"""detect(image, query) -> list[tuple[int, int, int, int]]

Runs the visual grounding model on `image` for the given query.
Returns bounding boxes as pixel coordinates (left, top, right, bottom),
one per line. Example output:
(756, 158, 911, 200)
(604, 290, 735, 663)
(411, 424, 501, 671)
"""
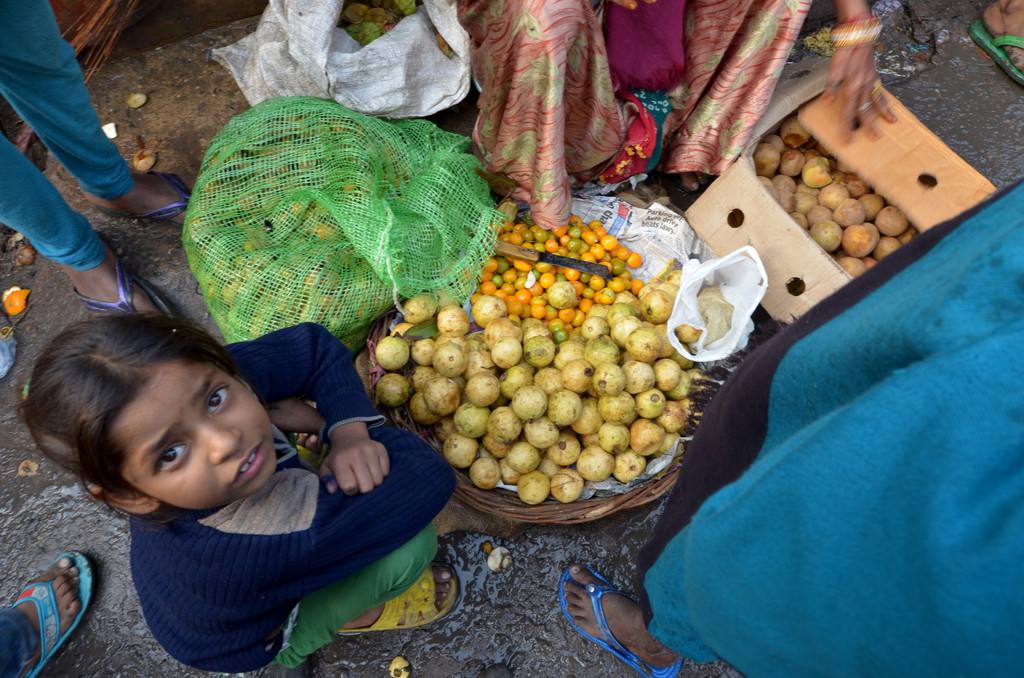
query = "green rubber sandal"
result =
(970, 20, 1024, 87)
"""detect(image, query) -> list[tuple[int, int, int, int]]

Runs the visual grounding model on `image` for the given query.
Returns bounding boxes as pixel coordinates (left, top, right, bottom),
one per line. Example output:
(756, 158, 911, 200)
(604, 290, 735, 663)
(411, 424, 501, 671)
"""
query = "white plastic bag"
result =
(212, 0, 471, 118)
(666, 246, 768, 363)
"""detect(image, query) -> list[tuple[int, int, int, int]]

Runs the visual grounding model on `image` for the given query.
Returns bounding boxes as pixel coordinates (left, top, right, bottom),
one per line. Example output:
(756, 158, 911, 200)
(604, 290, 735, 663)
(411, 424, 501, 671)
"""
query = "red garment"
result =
(604, 0, 687, 92)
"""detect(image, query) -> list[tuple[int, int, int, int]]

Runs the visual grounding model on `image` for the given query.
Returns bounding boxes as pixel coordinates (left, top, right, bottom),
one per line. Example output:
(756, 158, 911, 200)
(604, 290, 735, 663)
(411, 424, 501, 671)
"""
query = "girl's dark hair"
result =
(21, 314, 238, 507)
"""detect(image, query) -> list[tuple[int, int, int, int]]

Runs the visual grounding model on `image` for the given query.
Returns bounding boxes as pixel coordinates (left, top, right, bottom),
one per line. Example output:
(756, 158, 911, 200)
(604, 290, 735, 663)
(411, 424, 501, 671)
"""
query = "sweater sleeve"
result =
(226, 323, 384, 436)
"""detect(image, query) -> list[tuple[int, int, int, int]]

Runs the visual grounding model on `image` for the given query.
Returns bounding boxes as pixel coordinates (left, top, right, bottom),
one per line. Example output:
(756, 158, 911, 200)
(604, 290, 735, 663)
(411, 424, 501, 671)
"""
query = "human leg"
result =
(2, 556, 87, 678)
(0, 0, 188, 220)
(273, 525, 450, 668)
(561, 565, 680, 673)
(457, 0, 621, 229)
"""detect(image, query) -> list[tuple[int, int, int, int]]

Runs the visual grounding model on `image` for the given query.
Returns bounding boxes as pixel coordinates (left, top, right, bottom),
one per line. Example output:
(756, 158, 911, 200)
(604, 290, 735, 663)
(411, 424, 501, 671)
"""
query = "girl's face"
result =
(110, 361, 277, 512)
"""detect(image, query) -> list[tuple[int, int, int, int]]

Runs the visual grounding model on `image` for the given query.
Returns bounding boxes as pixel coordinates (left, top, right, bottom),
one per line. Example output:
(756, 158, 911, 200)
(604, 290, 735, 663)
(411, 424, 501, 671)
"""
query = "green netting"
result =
(183, 96, 500, 348)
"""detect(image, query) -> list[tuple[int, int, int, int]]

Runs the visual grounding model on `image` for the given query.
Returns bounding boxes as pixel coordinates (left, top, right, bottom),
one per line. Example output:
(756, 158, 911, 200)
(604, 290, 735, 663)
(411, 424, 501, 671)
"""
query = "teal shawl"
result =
(640, 182, 1024, 676)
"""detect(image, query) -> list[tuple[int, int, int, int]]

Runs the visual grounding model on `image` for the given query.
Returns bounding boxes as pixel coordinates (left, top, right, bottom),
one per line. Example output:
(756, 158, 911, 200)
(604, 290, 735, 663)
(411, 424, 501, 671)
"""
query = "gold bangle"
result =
(830, 17, 882, 48)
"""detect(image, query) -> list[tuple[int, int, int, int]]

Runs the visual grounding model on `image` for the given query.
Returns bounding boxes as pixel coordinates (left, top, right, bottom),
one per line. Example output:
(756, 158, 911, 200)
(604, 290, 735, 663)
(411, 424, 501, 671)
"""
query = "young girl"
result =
(21, 314, 458, 673)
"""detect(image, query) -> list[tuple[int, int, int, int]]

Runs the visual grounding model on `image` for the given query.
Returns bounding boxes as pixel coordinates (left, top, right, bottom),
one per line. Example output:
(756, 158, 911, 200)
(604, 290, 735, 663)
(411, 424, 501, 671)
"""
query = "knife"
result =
(493, 240, 611, 279)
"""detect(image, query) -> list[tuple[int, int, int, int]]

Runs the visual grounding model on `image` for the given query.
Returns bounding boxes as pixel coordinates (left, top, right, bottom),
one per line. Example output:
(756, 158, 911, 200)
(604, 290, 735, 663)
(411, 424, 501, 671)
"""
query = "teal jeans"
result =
(0, 0, 133, 271)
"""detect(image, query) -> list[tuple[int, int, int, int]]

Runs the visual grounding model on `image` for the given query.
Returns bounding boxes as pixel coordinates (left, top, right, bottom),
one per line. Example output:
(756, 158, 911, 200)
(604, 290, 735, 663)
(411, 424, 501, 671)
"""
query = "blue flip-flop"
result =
(11, 552, 94, 678)
(559, 566, 683, 678)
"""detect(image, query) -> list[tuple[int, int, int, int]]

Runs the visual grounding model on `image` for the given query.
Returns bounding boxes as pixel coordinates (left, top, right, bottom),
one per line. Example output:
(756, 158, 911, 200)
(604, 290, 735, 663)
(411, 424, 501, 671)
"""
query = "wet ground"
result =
(0, 1, 1020, 676)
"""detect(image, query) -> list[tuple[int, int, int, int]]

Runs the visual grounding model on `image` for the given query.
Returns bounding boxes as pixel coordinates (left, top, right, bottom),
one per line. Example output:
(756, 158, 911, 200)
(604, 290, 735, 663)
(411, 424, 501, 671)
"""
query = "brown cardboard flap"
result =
(685, 157, 850, 321)
(798, 92, 997, 231)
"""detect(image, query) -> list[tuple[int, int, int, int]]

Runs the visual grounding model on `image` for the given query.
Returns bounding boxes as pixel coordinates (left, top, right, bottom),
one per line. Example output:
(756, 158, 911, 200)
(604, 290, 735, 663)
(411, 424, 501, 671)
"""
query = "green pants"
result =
(274, 525, 437, 667)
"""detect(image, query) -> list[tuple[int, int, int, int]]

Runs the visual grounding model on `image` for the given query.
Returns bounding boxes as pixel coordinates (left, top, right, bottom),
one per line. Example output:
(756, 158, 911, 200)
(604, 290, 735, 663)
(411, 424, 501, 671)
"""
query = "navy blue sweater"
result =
(129, 323, 454, 672)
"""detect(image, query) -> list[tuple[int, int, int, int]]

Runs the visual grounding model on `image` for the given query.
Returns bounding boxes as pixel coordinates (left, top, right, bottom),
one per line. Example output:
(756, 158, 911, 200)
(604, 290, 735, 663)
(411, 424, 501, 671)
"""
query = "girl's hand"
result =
(267, 398, 324, 434)
(321, 422, 390, 495)
(823, 43, 896, 141)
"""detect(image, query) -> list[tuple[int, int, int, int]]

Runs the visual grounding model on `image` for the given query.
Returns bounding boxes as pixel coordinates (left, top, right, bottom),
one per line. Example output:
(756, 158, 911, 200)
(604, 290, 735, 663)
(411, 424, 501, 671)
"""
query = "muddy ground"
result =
(0, 0, 1020, 676)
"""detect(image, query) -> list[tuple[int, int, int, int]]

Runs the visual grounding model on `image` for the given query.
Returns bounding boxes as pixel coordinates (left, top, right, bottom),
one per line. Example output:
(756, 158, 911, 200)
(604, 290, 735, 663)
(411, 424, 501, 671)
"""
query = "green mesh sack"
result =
(183, 96, 500, 348)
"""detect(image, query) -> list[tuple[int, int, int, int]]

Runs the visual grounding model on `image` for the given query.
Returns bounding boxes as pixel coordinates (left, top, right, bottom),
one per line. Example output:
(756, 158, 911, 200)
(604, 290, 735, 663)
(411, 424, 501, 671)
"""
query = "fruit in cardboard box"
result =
(779, 149, 806, 176)
(875, 206, 909, 236)
(819, 184, 850, 210)
(801, 156, 833, 188)
(859, 194, 885, 220)
(833, 198, 866, 227)
(790, 212, 809, 229)
(806, 205, 833, 227)
(754, 143, 781, 177)
(873, 236, 901, 261)
(837, 256, 867, 277)
(780, 116, 811, 148)
(841, 223, 880, 258)
(810, 220, 843, 252)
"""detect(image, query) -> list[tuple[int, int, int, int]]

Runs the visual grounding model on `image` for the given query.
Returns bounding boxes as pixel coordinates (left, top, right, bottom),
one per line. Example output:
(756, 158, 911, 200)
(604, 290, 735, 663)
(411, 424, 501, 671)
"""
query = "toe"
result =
(568, 564, 600, 587)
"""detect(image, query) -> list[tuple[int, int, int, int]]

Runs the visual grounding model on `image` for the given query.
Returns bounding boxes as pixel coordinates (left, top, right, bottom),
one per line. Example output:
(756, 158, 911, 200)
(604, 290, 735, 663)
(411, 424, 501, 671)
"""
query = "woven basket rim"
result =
(365, 309, 689, 524)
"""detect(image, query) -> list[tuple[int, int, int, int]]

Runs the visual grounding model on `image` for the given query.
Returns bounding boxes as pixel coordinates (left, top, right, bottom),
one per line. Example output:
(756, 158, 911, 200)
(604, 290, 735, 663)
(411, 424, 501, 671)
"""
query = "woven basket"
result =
(366, 310, 706, 525)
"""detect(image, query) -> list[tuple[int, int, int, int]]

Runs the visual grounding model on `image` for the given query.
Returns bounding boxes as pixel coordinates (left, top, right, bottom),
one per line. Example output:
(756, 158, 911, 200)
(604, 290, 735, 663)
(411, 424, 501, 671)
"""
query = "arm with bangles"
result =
(608, 0, 895, 135)
(826, 0, 898, 137)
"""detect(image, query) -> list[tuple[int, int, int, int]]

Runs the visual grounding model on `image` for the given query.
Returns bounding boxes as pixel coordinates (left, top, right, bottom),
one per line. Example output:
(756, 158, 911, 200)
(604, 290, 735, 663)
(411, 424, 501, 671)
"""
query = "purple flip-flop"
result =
(94, 171, 191, 222)
(75, 258, 174, 315)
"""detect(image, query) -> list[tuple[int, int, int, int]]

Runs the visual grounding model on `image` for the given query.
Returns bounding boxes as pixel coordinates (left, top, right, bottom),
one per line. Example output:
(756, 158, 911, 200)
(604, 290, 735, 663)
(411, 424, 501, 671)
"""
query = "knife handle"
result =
(494, 240, 541, 263)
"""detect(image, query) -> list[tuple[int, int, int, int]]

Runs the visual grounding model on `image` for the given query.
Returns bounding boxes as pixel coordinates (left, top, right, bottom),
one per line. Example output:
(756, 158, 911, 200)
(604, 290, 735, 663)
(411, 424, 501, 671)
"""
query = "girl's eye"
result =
(207, 386, 228, 412)
(157, 444, 186, 470)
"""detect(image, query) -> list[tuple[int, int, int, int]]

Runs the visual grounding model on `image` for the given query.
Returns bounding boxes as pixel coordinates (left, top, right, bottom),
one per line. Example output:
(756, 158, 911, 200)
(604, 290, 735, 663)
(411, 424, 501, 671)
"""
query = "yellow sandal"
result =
(337, 564, 459, 634)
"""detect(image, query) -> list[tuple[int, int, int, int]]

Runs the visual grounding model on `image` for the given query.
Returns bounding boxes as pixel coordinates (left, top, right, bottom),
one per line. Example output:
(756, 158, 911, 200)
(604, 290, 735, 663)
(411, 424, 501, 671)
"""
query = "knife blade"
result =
(493, 240, 610, 279)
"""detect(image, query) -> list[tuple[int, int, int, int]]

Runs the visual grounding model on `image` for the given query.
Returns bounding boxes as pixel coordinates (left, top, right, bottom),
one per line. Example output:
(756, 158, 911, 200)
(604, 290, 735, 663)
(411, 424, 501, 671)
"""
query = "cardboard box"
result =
(684, 58, 997, 321)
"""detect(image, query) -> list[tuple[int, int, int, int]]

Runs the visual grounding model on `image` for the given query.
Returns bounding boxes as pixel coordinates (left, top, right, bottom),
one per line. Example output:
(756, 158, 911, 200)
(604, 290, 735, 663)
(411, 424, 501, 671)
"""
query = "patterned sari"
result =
(456, 0, 812, 229)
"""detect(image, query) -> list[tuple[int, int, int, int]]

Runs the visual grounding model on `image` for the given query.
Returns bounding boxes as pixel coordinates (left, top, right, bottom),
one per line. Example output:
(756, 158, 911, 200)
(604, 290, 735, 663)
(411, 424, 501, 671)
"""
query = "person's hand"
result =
(609, 0, 658, 9)
(321, 422, 390, 495)
(267, 398, 324, 434)
(823, 43, 896, 141)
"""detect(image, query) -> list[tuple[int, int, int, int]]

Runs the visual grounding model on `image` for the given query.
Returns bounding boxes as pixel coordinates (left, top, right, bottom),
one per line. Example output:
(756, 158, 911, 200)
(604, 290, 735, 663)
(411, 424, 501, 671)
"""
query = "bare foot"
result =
(984, 0, 1024, 70)
(14, 558, 82, 677)
(63, 249, 159, 313)
(563, 564, 678, 669)
(341, 565, 453, 629)
(85, 172, 190, 224)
